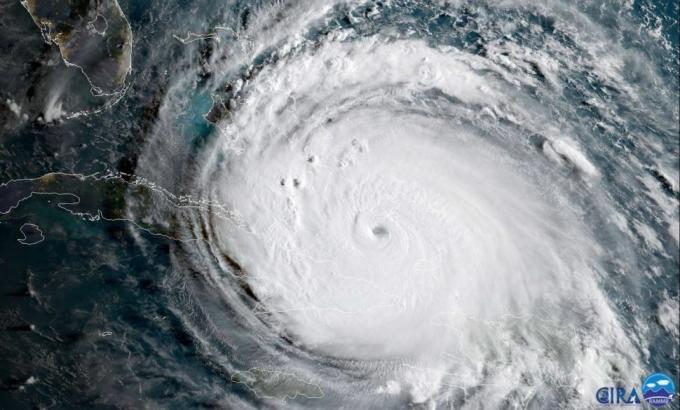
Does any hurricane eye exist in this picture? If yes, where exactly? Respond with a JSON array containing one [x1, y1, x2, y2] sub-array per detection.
[[371, 225, 388, 237]]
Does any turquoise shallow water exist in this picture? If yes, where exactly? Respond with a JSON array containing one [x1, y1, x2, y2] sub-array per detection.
[[0, 0, 678, 408]]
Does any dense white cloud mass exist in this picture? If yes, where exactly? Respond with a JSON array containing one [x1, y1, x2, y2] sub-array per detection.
[[131, 0, 678, 407]]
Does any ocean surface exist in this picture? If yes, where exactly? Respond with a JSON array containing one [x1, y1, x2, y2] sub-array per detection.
[[0, 0, 678, 408]]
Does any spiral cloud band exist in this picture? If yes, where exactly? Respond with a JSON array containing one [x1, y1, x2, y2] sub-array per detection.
[[129, 0, 678, 407]]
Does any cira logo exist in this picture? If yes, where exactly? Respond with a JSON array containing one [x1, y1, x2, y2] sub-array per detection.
[[642, 373, 675, 408], [596, 386, 641, 405], [596, 373, 676, 407]]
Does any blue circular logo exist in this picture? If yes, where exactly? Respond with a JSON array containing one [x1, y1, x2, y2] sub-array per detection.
[[642, 373, 675, 408], [596, 387, 611, 404]]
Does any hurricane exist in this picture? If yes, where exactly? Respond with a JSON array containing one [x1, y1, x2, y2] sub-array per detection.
[[0, 0, 678, 408]]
